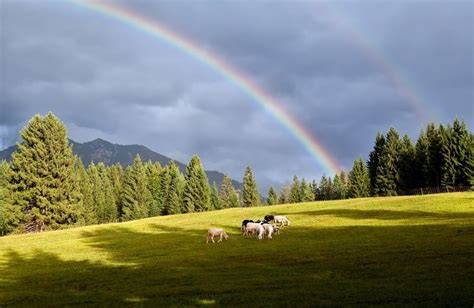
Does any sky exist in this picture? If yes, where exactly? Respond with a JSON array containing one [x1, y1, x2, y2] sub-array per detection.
[[1, 0, 473, 191]]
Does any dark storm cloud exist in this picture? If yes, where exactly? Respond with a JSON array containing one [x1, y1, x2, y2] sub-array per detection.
[[1, 0, 472, 191]]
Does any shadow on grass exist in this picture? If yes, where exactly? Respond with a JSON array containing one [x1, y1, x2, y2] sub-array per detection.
[[1, 218, 473, 306], [281, 209, 474, 221]]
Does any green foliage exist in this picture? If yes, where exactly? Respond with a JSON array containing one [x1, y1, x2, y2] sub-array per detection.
[[242, 166, 259, 207], [332, 173, 347, 200], [120, 155, 152, 221], [348, 157, 370, 198], [209, 182, 219, 210], [267, 186, 278, 205], [367, 132, 385, 196], [75, 158, 95, 226], [182, 155, 210, 213], [108, 164, 124, 219], [160, 162, 182, 216], [278, 186, 289, 204], [89, 163, 117, 224], [300, 178, 315, 202], [219, 174, 239, 208], [318, 175, 334, 200], [0, 161, 12, 235], [289, 176, 301, 203], [8, 113, 82, 232], [374, 127, 401, 196], [398, 134, 416, 191], [144, 161, 162, 217]]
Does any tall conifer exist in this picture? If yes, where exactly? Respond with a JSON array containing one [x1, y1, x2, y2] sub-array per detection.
[[120, 155, 151, 221], [348, 157, 370, 198], [242, 166, 260, 207], [182, 155, 210, 213], [267, 186, 278, 205]]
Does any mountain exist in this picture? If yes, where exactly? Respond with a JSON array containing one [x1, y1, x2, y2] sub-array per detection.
[[0, 138, 242, 191]]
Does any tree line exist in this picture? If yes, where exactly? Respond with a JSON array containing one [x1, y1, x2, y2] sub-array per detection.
[[0, 113, 261, 235], [270, 118, 473, 204], [0, 113, 472, 235]]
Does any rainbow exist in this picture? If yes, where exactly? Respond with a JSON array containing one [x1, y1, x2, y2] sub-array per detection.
[[316, 3, 433, 123], [70, 0, 342, 174]]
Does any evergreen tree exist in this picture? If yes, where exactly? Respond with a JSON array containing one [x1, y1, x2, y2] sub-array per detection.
[[144, 161, 162, 217], [332, 173, 346, 200], [374, 127, 401, 196], [367, 132, 385, 196], [108, 163, 124, 219], [76, 158, 95, 225], [414, 129, 430, 188], [311, 179, 319, 201], [242, 166, 260, 207], [219, 174, 239, 208], [267, 186, 277, 205], [440, 119, 474, 189], [425, 123, 443, 188], [96, 163, 117, 223], [161, 161, 182, 215], [398, 134, 416, 191], [210, 182, 220, 210], [182, 155, 210, 213], [0, 161, 12, 235], [278, 186, 289, 204], [120, 155, 152, 221], [319, 175, 333, 200], [289, 175, 301, 203], [348, 157, 370, 198], [8, 113, 82, 232], [300, 178, 315, 202]]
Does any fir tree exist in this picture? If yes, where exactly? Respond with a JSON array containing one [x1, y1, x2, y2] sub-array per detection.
[[375, 127, 401, 196], [0, 161, 12, 235], [144, 161, 162, 217], [182, 155, 210, 213], [267, 186, 277, 205], [120, 155, 152, 221], [289, 175, 301, 203], [398, 134, 416, 191], [414, 129, 430, 188], [76, 158, 95, 225], [161, 161, 182, 215], [8, 113, 82, 232], [242, 166, 260, 207], [278, 186, 289, 204], [311, 180, 319, 201], [332, 173, 346, 200], [219, 174, 239, 208], [300, 178, 314, 202], [108, 163, 124, 219], [367, 132, 385, 196], [210, 182, 220, 210], [425, 123, 443, 188], [348, 157, 370, 198], [319, 175, 333, 200]]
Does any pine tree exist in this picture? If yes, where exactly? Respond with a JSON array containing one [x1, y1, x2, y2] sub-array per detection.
[[319, 175, 333, 200], [120, 155, 152, 221], [8, 113, 82, 232], [161, 161, 182, 215], [108, 163, 124, 219], [414, 129, 430, 188], [210, 182, 220, 210], [348, 157, 370, 198], [278, 186, 289, 204], [144, 161, 162, 217], [219, 174, 239, 208], [0, 161, 12, 235], [332, 173, 346, 200], [242, 166, 260, 207], [267, 186, 278, 205], [375, 127, 401, 196], [398, 134, 416, 191], [367, 132, 385, 196], [300, 178, 315, 202], [182, 155, 210, 213], [425, 123, 443, 188], [289, 175, 301, 203], [76, 158, 96, 225], [311, 179, 319, 201]]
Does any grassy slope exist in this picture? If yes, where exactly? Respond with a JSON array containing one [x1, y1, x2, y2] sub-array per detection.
[[0, 193, 473, 306]]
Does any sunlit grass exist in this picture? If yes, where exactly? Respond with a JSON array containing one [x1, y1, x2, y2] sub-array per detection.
[[0, 192, 473, 306]]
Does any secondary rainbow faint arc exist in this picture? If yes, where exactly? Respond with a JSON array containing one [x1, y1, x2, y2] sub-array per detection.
[[71, 0, 342, 174]]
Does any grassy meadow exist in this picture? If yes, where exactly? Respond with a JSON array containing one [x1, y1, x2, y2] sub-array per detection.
[[1, 192, 473, 306]]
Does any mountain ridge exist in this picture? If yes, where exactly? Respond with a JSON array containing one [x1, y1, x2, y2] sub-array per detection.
[[0, 138, 242, 190]]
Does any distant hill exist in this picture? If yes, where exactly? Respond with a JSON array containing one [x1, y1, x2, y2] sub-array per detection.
[[0, 138, 242, 191]]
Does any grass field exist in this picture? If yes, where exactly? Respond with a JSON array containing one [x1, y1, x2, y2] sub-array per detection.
[[1, 193, 473, 306]]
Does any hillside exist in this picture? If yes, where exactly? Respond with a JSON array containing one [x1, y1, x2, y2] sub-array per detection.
[[0, 138, 242, 190], [1, 192, 473, 306]]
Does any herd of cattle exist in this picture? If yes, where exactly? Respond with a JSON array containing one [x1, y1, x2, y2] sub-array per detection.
[[206, 215, 291, 243]]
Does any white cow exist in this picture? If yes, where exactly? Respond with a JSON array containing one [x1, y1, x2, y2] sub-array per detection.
[[244, 223, 265, 240], [206, 228, 229, 243], [273, 215, 291, 227]]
